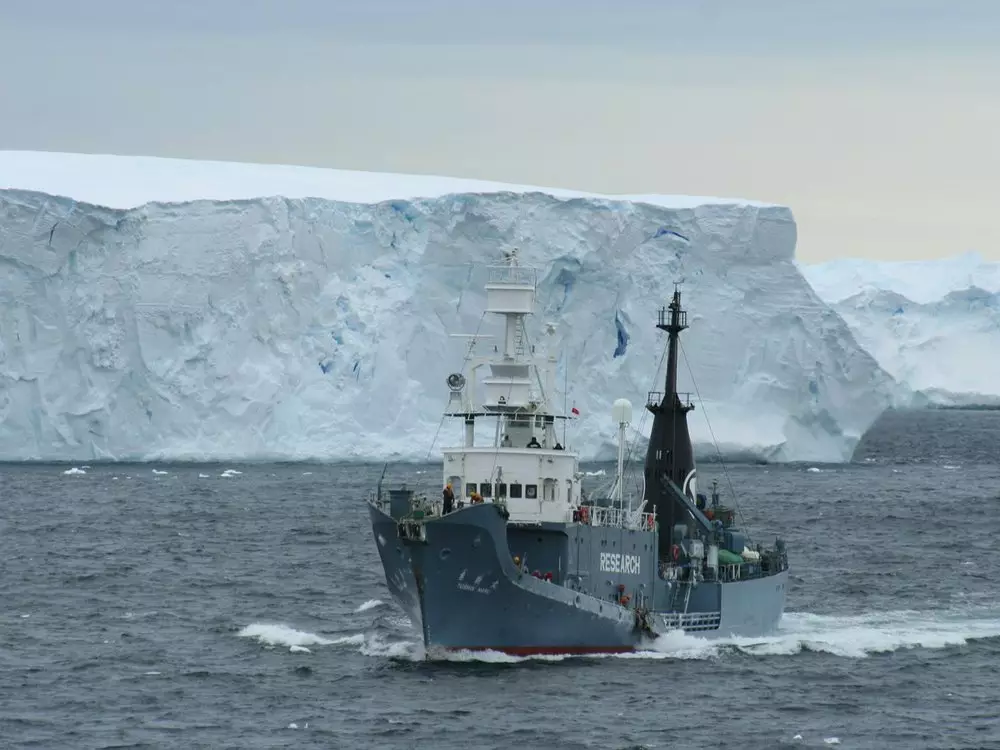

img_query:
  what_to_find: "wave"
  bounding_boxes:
[237,605,1000,663]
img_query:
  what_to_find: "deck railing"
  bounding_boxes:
[646,391,694,410]
[587,505,656,532]
[656,307,688,328]
[487,265,536,286]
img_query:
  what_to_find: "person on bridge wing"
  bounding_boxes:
[442,483,455,514]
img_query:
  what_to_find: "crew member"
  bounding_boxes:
[442,483,455,514]
[527,436,541,448]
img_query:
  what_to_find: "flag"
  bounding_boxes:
[571,406,580,415]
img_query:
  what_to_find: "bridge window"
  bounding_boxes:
[496,482,507,498]
[525,484,538,499]
[479,482,492,497]
[466,483,476,497]
[510,483,523,499]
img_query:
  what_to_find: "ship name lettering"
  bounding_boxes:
[599,552,640,575]
[457,581,494,595]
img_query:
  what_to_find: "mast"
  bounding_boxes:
[444,249,563,450]
[663,286,686,407]
[644,285,697,559]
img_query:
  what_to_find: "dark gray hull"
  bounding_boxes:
[368,501,787,655]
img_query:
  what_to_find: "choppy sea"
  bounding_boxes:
[2,408,999,750]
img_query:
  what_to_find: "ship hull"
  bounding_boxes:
[368,501,787,655]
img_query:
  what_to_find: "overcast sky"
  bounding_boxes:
[1,0,997,262]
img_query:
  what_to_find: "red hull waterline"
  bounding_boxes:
[446,645,636,656]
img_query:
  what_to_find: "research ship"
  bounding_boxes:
[367,250,789,655]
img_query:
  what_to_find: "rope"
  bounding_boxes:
[617,340,669,501]
[678,339,752,544]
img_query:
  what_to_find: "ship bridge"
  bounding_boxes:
[444,445,578,524]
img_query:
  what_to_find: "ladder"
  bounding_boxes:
[513,320,526,357]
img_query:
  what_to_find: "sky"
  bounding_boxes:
[1,0,998,262]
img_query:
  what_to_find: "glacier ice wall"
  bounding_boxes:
[0,187,900,463]
[801,254,1000,404]
[801,252,1000,305]
[826,287,1000,404]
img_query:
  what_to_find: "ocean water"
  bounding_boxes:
[2,408,999,750]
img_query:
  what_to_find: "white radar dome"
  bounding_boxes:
[612,398,633,425]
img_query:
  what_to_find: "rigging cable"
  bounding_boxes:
[678,339,753,544]
[618,338,669,500]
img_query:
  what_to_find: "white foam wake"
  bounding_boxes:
[732,609,1000,658]
[634,607,1000,660]
[237,623,362,649]
[237,606,1000,663]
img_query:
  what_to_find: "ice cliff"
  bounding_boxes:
[801,252,1000,305]
[801,255,1000,405]
[0,151,900,463]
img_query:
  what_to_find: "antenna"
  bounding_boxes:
[376,462,389,502]
[563,354,569,447]
[611,398,633,511]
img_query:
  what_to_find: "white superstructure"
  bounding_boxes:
[441,250,581,524]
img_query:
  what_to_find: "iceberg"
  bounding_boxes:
[0,151,900,463]
[801,255,1000,403]
[822,287,1000,405]
[800,252,1000,305]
